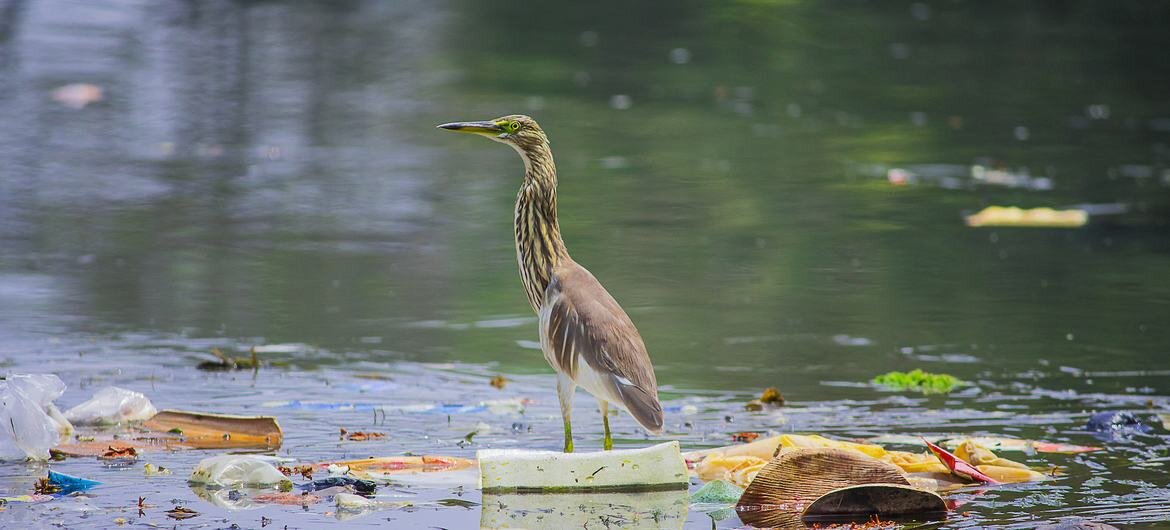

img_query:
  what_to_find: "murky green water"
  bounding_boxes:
[1,1,1168,528]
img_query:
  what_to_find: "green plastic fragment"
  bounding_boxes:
[872,369,963,394]
[690,479,744,505]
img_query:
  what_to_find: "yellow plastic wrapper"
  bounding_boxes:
[884,451,950,474]
[686,434,1047,489]
[964,206,1088,228]
[975,464,1049,483]
[777,434,889,459]
[954,440,1029,469]
[694,455,768,486]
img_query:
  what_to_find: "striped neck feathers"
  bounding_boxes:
[513,142,568,311]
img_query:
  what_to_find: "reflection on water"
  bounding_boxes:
[0,1,1168,528]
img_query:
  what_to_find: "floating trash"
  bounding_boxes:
[690,479,743,505]
[736,448,943,527]
[1085,411,1154,440]
[478,441,689,493]
[0,373,72,460]
[64,387,157,425]
[188,455,293,490]
[143,410,283,450]
[47,470,101,494]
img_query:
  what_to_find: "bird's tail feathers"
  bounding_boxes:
[613,378,664,435]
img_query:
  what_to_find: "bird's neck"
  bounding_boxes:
[514,143,569,312]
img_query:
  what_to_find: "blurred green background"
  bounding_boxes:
[1,0,1168,394]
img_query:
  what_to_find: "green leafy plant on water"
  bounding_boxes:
[872,369,963,394]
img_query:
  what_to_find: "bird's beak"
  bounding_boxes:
[437,121,502,135]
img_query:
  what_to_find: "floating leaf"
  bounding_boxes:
[872,369,962,394]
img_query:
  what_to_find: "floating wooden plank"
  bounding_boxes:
[142,410,282,450]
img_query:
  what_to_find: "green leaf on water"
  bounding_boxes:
[872,369,963,394]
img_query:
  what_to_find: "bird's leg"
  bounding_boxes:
[599,400,612,450]
[557,373,576,453]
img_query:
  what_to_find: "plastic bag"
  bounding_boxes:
[64,386,157,425]
[0,374,71,460]
[188,455,293,489]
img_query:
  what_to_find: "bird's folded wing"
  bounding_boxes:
[541,262,663,433]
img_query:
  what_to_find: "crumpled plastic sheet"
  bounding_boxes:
[63,386,157,425]
[0,374,72,460]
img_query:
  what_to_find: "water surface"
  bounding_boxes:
[1,1,1168,528]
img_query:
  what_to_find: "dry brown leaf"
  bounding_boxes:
[100,446,139,459]
[345,431,386,441]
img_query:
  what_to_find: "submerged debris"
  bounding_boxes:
[746,387,786,410]
[99,446,138,460]
[143,463,172,476]
[1085,411,1154,440]
[164,506,198,520]
[299,476,377,495]
[872,369,962,394]
[197,347,260,371]
[489,375,508,389]
[278,464,315,480]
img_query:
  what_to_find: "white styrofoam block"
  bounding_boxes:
[477,441,689,493]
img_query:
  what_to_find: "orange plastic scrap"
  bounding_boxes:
[320,455,475,475]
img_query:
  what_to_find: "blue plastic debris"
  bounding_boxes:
[1085,411,1153,440]
[48,470,102,494]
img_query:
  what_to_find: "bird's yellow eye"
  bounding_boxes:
[507,121,521,133]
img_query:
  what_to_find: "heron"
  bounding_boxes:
[438,115,663,452]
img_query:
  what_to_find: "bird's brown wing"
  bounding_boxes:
[540,260,663,433]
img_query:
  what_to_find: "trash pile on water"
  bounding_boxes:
[1,370,1164,529]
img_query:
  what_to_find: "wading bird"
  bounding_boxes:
[438,115,663,452]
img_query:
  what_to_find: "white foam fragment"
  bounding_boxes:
[477,441,689,492]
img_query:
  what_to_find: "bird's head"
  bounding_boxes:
[437,114,548,159]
